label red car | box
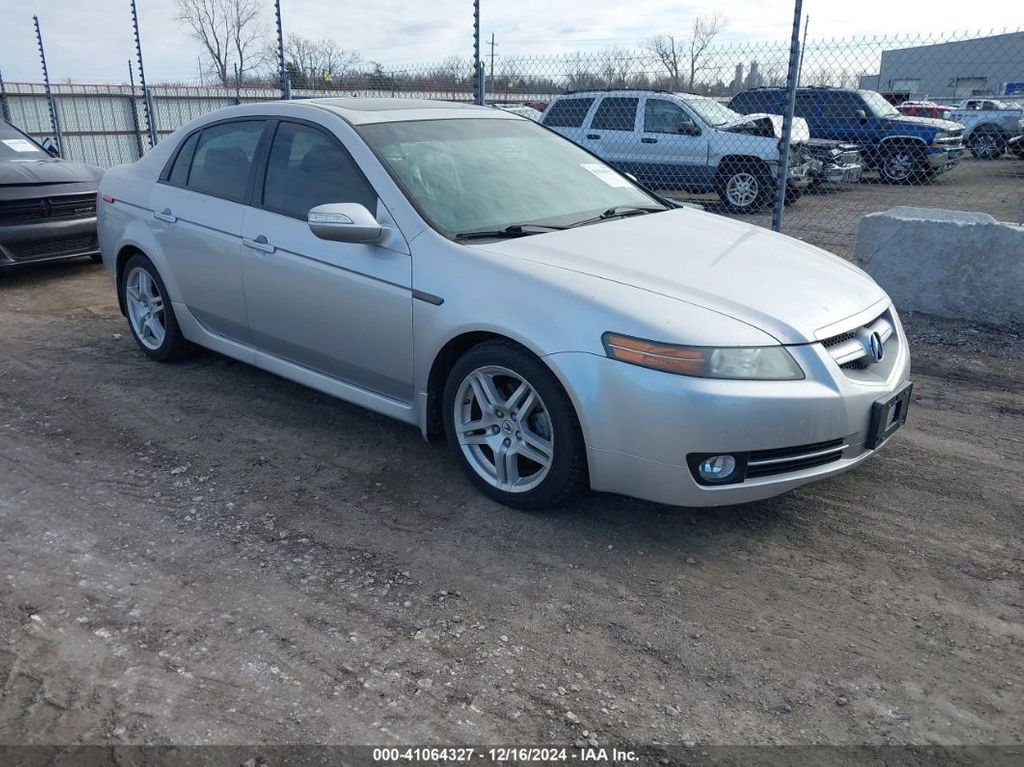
[898,102,955,120]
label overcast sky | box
[0,0,1016,83]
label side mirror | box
[855,109,867,121]
[41,137,60,158]
[308,203,388,244]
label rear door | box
[148,119,268,343]
[239,119,414,402]
[582,96,640,167]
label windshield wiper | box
[454,223,565,241]
[566,205,666,229]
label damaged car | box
[541,90,813,213]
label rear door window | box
[820,92,865,119]
[186,120,266,202]
[542,98,595,128]
[591,97,639,131]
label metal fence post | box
[473,0,484,105]
[0,68,11,124]
[131,0,159,148]
[33,15,63,157]
[275,0,289,99]
[127,60,145,160]
[770,0,804,233]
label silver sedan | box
[97,99,911,510]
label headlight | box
[932,131,951,142]
[602,333,804,380]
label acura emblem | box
[867,331,885,363]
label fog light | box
[698,454,737,482]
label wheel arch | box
[114,244,146,315]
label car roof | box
[306,97,514,125]
[555,89,707,99]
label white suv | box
[542,90,812,213]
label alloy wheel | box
[725,172,760,209]
[125,266,166,350]
[453,365,554,493]
[883,151,914,182]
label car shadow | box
[0,257,102,289]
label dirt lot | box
[669,154,1024,258]
[0,248,1022,749]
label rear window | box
[729,90,782,115]
[591,97,638,131]
[542,98,595,128]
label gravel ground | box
[666,153,1024,258]
[0,249,1021,749]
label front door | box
[240,120,414,403]
[638,97,710,190]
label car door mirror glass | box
[855,109,867,121]
[308,203,387,244]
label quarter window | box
[167,132,199,186]
[186,120,265,202]
[262,122,376,220]
[542,98,595,128]
[591,97,638,131]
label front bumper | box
[926,145,964,173]
[818,161,863,184]
[547,310,911,508]
[0,216,99,269]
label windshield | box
[358,118,661,237]
[678,96,741,126]
[862,91,900,118]
[0,122,48,160]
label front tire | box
[120,253,191,362]
[442,340,587,510]
[969,129,1005,160]
[879,146,925,184]
[715,162,773,213]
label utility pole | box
[130,0,158,148]
[33,15,62,157]
[473,0,484,105]
[797,15,810,87]
[488,33,497,96]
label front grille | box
[6,235,97,262]
[746,438,847,479]
[0,193,97,224]
[820,310,895,370]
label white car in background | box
[97,99,911,511]
[541,89,812,212]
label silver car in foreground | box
[97,99,912,510]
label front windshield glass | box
[862,91,900,118]
[358,118,661,236]
[678,96,741,126]
[0,122,48,160]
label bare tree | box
[176,0,266,86]
[282,33,361,87]
[643,35,681,89]
[687,14,726,90]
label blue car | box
[728,87,965,184]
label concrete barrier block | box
[853,206,1024,326]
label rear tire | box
[442,340,587,510]
[119,253,191,362]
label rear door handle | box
[243,235,276,254]
[152,208,176,223]
[641,137,658,144]
[586,133,601,140]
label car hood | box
[474,209,887,344]
[721,113,811,143]
[0,158,104,186]
[886,115,962,132]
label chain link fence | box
[3,29,1022,255]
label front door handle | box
[243,235,276,254]
[641,137,658,144]
[586,133,601,140]
[153,208,176,223]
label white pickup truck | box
[950,98,1024,159]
